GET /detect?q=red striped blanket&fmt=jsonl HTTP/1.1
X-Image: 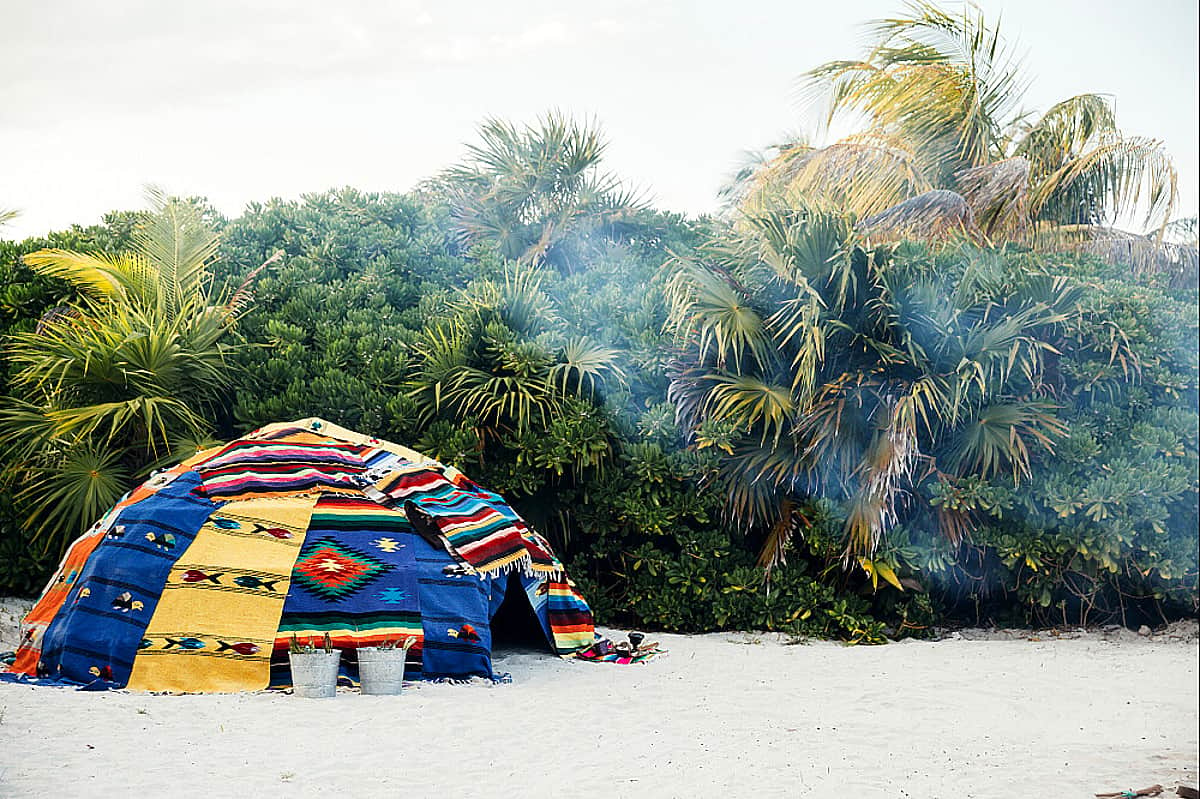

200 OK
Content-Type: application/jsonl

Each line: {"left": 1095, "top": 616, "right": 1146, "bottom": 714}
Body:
{"left": 372, "top": 461, "right": 562, "bottom": 579}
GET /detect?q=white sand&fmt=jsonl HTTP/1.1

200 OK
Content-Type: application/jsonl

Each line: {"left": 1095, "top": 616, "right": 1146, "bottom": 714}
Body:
{"left": 1, "top": 596, "right": 1196, "bottom": 798}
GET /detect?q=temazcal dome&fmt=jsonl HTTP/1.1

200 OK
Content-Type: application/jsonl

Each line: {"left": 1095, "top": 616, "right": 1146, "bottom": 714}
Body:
{"left": 6, "top": 419, "right": 595, "bottom": 691}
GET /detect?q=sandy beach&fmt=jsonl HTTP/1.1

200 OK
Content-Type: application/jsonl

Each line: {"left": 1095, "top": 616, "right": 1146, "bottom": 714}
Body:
{"left": 1, "top": 597, "right": 1196, "bottom": 798}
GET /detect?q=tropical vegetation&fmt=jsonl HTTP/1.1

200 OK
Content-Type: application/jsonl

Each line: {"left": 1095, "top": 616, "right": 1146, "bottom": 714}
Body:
{"left": 435, "top": 112, "right": 646, "bottom": 273}
{"left": 0, "top": 191, "right": 271, "bottom": 557}
{"left": 665, "top": 205, "right": 1080, "bottom": 564}
{"left": 0, "top": 2, "right": 1195, "bottom": 635}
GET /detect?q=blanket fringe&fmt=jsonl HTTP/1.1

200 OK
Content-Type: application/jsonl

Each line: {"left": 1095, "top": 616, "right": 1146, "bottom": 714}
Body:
{"left": 474, "top": 552, "right": 562, "bottom": 582}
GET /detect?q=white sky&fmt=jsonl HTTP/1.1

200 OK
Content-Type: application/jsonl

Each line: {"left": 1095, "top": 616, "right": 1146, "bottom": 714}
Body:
{"left": 2, "top": 0, "right": 1197, "bottom": 240}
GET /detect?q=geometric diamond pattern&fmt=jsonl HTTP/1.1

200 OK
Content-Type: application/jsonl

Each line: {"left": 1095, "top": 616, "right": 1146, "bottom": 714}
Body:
{"left": 292, "top": 537, "right": 390, "bottom": 601}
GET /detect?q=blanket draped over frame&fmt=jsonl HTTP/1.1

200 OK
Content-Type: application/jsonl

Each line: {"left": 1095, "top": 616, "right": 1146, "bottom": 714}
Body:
{"left": 4, "top": 418, "right": 595, "bottom": 691}
{"left": 127, "top": 496, "right": 316, "bottom": 692}
{"left": 272, "top": 495, "right": 424, "bottom": 677}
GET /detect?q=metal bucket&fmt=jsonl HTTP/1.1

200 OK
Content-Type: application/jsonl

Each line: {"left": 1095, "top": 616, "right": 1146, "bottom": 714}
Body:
{"left": 357, "top": 647, "right": 408, "bottom": 695}
{"left": 289, "top": 651, "right": 341, "bottom": 698}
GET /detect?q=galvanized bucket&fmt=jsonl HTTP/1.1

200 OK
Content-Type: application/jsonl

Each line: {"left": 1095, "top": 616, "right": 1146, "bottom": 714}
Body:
{"left": 289, "top": 650, "right": 341, "bottom": 698}
{"left": 356, "top": 647, "right": 408, "bottom": 695}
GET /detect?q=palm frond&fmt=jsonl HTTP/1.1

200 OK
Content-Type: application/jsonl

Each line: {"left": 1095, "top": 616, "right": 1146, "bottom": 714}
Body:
{"left": 453, "top": 263, "right": 559, "bottom": 337}
{"left": 790, "top": 4, "right": 1176, "bottom": 253}
{"left": 712, "top": 439, "right": 810, "bottom": 531}
{"left": 768, "top": 295, "right": 826, "bottom": 399}
{"left": 406, "top": 321, "right": 473, "bottom": 426}
{"left": 747, "top": 134, "right": 930, "bottom": 218}
{"left": 135, "top": 187, "right": 221, "bottom": 319}
{"left": 841, "top": 391, "right": 923, "bottom": 557}
{"left": 0, "top": 399, "right": 61, "bottom": 464}
{"left": 22, "top": 249, "right": 156, "bottom": 305}
{"left": 15, "top": 442, "right": 130, "bottom": 554}
{"left": 1163, "top": 216, "right": 1198, "bottom": 247}
{"left": 792, "top": 375, "right": 876, "bottom": 493}
{"left": 441, "top": 366, "right": 562, "bottom": 436}
{"left": 700, "top": 374, "right": 796, "bottom": 445}
{"left": 665, "top": 260, "right": 772, "bottom": 371}
{"left": 442, "top": 113, "right": 643, "bottom": 269}
{"left": 1012, "top": 93, "right": 1117, "bottom": 173}
{"left": 951, "top": 400, "right": 1066, "bottom": 482}
{"left": 1065, "top": 226, "right": 1199, "bottom": 288}
{"left": 755, "top": 498, "right": 809, "bottom": 572}
{"left": 933, "top": 505, "right": 973, "bottom": 545}
{"left": 1029, "top": 134, "right": 1178, "bottom": 232}
{"left": 549, "top": 336, "right": 625, "bottom": 397}
{"left": 45, "top": 397, "right": 209, "bottom": 458}
{"left": 954, "top": 156, "right": 1030, "bottom": 239}
{"left": 803, "top": 1, "right": 1026, "bottom": 176}
{"left": 859, "top": 189, "right": 982, "bottom": 242}
{"left": 222, "top": 249, "right": 283, "bottom": 321}
{"left": 741, "top": 204, "right": 855, "bottom": 291}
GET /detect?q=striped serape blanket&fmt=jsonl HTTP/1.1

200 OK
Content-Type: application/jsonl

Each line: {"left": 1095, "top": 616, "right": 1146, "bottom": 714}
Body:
{"left": 370, "top": 458, "right": 563, "bottom": 579}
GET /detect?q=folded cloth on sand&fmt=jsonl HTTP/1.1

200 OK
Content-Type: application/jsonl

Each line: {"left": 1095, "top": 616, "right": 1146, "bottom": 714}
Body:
{"left": 574, "top": 638, "right": 663, "bottom": 664}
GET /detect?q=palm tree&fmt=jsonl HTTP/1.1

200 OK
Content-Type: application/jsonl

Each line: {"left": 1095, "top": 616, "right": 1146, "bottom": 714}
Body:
{"left": 406, "top": 263, "right": 624, "bottom": 449}
{"left": 0, "top": 189, "right": 273, "bottom": 553}
{"left": 666, "top": 201, "right": 1081, "bottom": 568}
{"left": 742, "top": 2, "right": 1182, "bottom": 276}
{"left": 438, "top": 113, "right": 645, "bottom": 273}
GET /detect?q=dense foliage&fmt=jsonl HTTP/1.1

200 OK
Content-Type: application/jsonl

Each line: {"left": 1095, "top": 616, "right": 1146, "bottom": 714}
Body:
{"left": 0, "top": 112, "right": 1195, "bottom": 637}
{"left": 935, "top": 252, "right": 1200, "bottom": 626}
{"left": 665, "top": 207, "right": 1080, "bottom": 564}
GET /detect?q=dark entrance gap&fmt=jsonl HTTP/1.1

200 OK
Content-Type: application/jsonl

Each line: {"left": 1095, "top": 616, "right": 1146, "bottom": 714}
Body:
{"left": 489, "top": 571, "right": 551, "bottom": 655}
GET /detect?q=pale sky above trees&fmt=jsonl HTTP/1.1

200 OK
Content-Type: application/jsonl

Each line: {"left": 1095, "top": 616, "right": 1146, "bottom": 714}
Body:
{"left": 2, "top": 0, "right": 1196, "bottom": 239}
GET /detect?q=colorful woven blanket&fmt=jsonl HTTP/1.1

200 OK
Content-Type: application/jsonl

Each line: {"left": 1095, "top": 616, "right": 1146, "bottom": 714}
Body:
{"left": 7, "top": 450, "right": 217, "bottom": 677}
{"left": 35, "top": 472, "right": 219, "bottom": 687}
{"left": 373, "top": 461, "right": 562, "bottom": 579}
{"left": 127, "top": 495, "right": 316, "bottom": 692}
{"left": 521, "top": 574, "right": 596, "bottom": 654}
{"left": 195, "top": 439, "right": 377, "bottom": 501}
{"left": 5, "top": 418, "right": 597, "bottom": 691}
{"left": 275, "top": 495, "right": 423, "bottom": 671}
{"left": 242, "top": 419, "right": 563, "bottom": 580}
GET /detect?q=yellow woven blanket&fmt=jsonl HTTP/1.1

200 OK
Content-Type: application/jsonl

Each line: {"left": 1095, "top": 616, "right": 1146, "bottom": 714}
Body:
{"left": 126, "top": 496, "right": 315, "bottom": 692}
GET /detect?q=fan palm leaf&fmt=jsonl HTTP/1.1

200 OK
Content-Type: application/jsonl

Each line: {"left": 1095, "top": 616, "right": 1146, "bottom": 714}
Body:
{"left": 549, "top": 336, "right": 625, "bottom": 397}
{"left": 951, "top": 400, "right": 1067, "bottom": 482}
{"left": 441, "top": 113, "right": 645, "bottom": 270}
{"left": 668, "top": 212, "right": 1081, "bottom": 567}
{"left": 14, "top": 442, "right": 130, "bottom": 554}
{"left": 666, "top": 260, "right": 771, "bottom": 371}
{"left": 700, "top": 374, "right": 796, "bottom": 445}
